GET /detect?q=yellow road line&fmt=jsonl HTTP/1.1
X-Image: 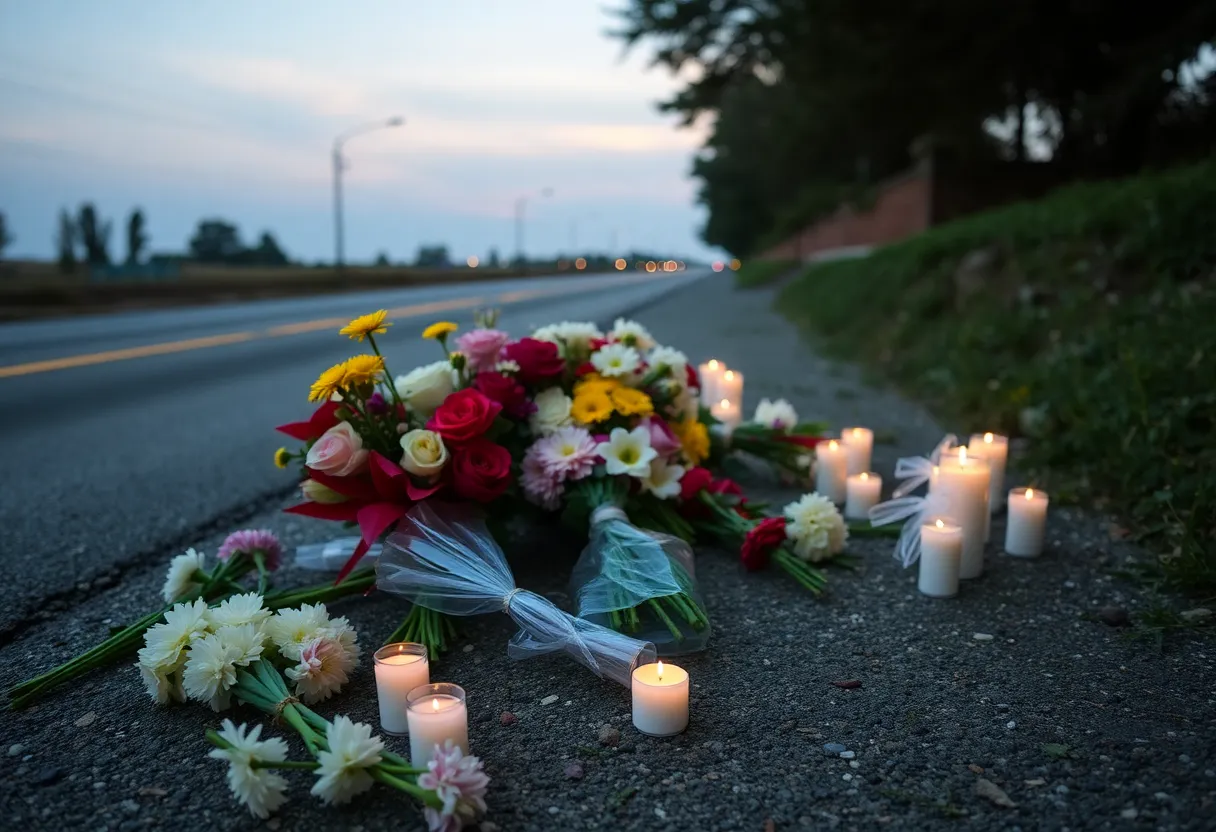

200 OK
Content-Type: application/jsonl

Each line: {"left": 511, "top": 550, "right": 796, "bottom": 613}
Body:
{"left": 0, "top": 331, "right": 257, "bottom": 378}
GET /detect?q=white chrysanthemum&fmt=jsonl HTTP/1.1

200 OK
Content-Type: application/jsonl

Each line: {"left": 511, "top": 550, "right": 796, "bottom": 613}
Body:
{"left": 494, "top": 359, "right": 521, "bottom": 374}
{"left": 596, "top": 426, "right": 657, "bottom": 478}
{"left": 216, "top": 623, "right": 266, "bottom": 666}
{"left": 648, "top": 345, "right": 688, "bottom": 375}
{"left": 285, "top": 635, "right": 356, "bottom": 704}
{"left": 310, "top": 716, "right": 384, "bottom": 805}
{"left": 208, "top": 720, "right": 290, "bottom": 819}
{"left": 590, "top": 343, "right": 641, "bottom": 378}
{"left": 753, "top": 398, "right": 799, "bottom": 430}
{"left": 531, "top": 321, "right": 602, "bottom": 358}
{"left": 161, "top": 548, "right": 207, "bottom": 603}
{"left": 783, "top": 493, "right": 848, "bottom": 563}
{"left": 610, "top": 317, "right": 655, "bottom": 350}
{"left": 265, "top": 603, "right": 332, "bottom": 657}
{"left": 139, "top": 598, "right": 211, "bottom": 668}
{"left": 325, "top": 615, "right": 361, "bottom": 661}
{"left": 642, "top": 458, "right": 686, "bottom": 500}
{"left": 530, "top": 387, "right": 573, "bottom": 435}
{"left": 136, "top": 656, "right": 185, "bottom": 704}
{"left": 182, "top": 632, "right": 241, "bottom": 711}
{"left": 207, "top": 593, "right": 271, "bottom": 629}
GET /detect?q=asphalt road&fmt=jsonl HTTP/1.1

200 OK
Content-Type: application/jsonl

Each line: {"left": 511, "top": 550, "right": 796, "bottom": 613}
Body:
{"left": 0, "top": 269, "right": 703, "bottom": 635}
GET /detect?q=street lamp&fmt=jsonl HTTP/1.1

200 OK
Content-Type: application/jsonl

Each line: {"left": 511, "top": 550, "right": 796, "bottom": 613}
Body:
{"left": 514, "top": 187, "right": 553, "bottom": 269}
{"left": 333, "top": 116, "right": 404, "bottom": 271}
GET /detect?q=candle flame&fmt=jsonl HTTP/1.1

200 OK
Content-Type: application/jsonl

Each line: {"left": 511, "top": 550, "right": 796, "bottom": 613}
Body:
{"left": 935, "top": 519, "right": 944, "bottom": 529}
{"left": 656, "top": 660, "right": 664, "bottom": 679}
{"left": 860, "top": 472, "right": 869, "bottom": 480}
{"left": 958, "top": 446, "right": 968, "bottom": 465}
{"left": 829, "top": 440, "right": 838, "bottom": 450}
{"left": 932, "top": 465, "right": 939, "bottom": 475}
{"left": 432, "top": 697, "right": 439, "bottom": 711}
{"left": 719, "top": 399, "right": 730, "bottom": 408}
{"left": 724, "top": 370, "right": 735, "bottom": 380}
{"left": 984, "top": 432, "right": 994, "bottom": 443}
{"left": 707, "top": 360, "right": 720, "bottom": 370}
{"left": 1026, "top": 488, "right": 1035, "bottom": 499}
{"left": 853, "top": 427, "right": 862, "bottom": 437}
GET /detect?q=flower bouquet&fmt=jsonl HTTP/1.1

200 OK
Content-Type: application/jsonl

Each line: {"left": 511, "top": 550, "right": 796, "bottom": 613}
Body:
{"left": 706, "top": 396, "right": 828, "bottom": 482}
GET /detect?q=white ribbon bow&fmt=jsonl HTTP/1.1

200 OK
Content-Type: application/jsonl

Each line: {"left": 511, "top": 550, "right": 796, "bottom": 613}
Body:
{"left": 869, "top": 434, "right": 956, "bottom": 567}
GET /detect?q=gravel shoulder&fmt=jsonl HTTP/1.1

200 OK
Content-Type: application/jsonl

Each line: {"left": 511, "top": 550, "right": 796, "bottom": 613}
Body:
{"left": 3, "top": 276, "right": 1213, "bottom": 831}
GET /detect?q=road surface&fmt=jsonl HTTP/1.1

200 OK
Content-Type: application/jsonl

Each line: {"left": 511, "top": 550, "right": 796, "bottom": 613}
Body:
{"left": 0, "top": 269, "right": 704, "bottom": 635}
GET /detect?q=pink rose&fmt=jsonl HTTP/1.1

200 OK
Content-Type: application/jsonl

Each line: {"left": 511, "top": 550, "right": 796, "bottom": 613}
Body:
{"left": 642, "top": 416, "right": 682, "bottom": 459}
{"left": 305, "top": 421, "right": 369, "bottom": 477}
{"left": 454, "top": 328, "right": 509, "bottom": 373}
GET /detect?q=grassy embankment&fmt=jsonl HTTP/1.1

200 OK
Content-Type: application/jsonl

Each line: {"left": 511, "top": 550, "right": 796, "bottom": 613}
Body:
{"left": 734, "top": 260, "right": 799, "bottom": 288}
{"left": 777, "top": 160, "right": 1216, "bottom": 628}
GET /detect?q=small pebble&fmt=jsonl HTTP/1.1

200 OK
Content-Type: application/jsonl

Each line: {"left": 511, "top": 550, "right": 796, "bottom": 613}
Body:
{"left": 1120, "top": 808, "right": 1138, "bottom": 820}
{"left": 1056, "top": 785, "right": 1070, "bottom": 795}
{"left": 839, "top": 751, "right": 856, "bottom": 760}
{"left": 823, "top": 743, "right": 847, "bottom": 755}
{"left": 973, "top": 633, "right": 994, "bottom": 641}
{"left": 842, "top": 773, "right": 853, "bottom": 781}
{"left": 462, "top": 644, "right": 474, "bottom": 653}
{"left": 1154, "top": 792, "right": 1170, "bottom": 801}
{"left": 7, "top": 743, "right": 25, "bottom": 757}
{"left": 564, "top": 762, "right": 584, "bottom": 780}
{"left": 1179, "top": 754, "right": 1191, "bottom": 764}
{"left": 548, "top": 806, "right": 559, "bottom": 816}
{"left": 540, "top": 695, "right": 559, "bottom": 706}
{"left": 1064, "top": 580, "right": 1076, "bottom": 589}
{"left": 849, "top": 760, "right": 860, "bottom": 769}
{"left": 996, "top": 703, "right": 1010, "bottom": 711}
{"left": 1006, "top": 720, "right": 1017, "bottom": 729}
{"left": 499, "top": 712, "right": 518, "bottom": 726}
{"left": 120, "top": 799, "right": 140, "bottom": 815}
{"left": 74, "top": 711, "right": 97, "bottom": 728}
{"left": 1098, "top": 606, "right": 1131, "bottom": 628}
{"left": 598, "top": 725, "right": 621, "bottom": 747}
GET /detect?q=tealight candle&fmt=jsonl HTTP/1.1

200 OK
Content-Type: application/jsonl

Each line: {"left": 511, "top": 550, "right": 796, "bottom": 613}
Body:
{"left": 373, "top": 643, "right": 429, "bottom": 736}
{"left": 710, "top": 398, "right": 742, "bottom": 429}
{"left": 1005, "top": 487, "right": 1049, "bottom": 557}
{"left": 934, "top": 447, "right": 990, "bottom": 579}
{"left": 842, "top": 426, "right": 874, "bottom": 475}
{"left": 698, "top": 360, "right": 727, "bottom": 405}
{"left": 631, "top": 660, "right": 689, "bottom": 737}
{"left": 845, "top": 472, "right": 882, "bottom": 519}
{"left": 406, "top": 683, "right": 469, "bottom": 767}
{"left": 815, "top": 439, "right": 848, "bottom": 504}
{"left": 718, "top": 369, "right": 744, "bottom": 406}
{"left": 968, "top": 432, "right": 1009, "bottom": 512}
{"left": 918, "top": 517, "right": 962, "bottom": 597}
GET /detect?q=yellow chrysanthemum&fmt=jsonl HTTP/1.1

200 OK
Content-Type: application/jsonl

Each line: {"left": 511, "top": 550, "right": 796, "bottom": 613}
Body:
{"left": 610, "top": 386, "right": 653, "bottom": 417}
{"left": 339, "top": 310, "right": 391, "bottom": 342}
{"left": 673, "top": 418, "right": 710, "bottom": 465}
{"left": 341, "top": 354, "right": 386, "bottom": 387}
{"left": 309, "top": 362, "right": 347, "bottom": 402}
{"left": 273, "top": 447, "right": 291, "bottom": 469}
{"left": 422, "top": 321, "right": 458, "bottom": 340}
{"left": 571, "top": 391, "right": 615, "bottom": 425}
{"left": 574, "top": 373, "right": 620, "bottom": 398}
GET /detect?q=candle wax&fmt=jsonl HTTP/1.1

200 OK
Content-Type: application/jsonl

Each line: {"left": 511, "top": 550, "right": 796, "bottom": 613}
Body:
{"left": 407, "top": 692, "right": 469, "bottom": 767}
{"left": 1005, "top": 487, "right": 1049, "bottom": 557}
{"left": 845, "top": 472, "right": 882, "bottom": 519}
{"left": 632, "top": 662, "right": 689, "bottom": 737}
{"left": 373, "top": 647, "right": 429, "bottom": 736}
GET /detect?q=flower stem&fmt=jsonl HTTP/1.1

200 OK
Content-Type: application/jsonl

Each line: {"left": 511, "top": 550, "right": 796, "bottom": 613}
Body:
{"left": 645, "top": 598, "right": 684, "bottom": 642}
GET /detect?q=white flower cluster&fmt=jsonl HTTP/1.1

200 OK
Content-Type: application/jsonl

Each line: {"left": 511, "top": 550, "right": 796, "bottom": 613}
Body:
{"left": 783, "top": 493, "right": 848, "bottom": 563}
{"left": 530, "top": 320, "right": 602, "bottom": 359}
{"left": 137, "top": 596, "right": 359, "bottom": 711}
{"left": 161, "top": 547, "right": 207, "bottom": 603}
{"left": 753, "top": 398, "right": 799, "bottom": 430}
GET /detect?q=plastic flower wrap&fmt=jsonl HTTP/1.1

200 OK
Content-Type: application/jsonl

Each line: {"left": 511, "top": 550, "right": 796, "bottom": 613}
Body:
{"left": 376, "top": 502, "right": 657, "bottom": 687}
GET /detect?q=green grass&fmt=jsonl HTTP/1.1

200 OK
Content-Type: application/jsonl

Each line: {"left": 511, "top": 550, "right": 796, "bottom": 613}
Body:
{"left": 734, "top": 259, "right": 799, "bottom": 288}
{"left": 778, "top": 159, "right": 1216, "bottom": 611}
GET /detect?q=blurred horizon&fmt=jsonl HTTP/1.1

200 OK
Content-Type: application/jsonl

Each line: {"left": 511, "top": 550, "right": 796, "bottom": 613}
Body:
{"left": 0, "top": 1, "right": 714, "bottom": 265}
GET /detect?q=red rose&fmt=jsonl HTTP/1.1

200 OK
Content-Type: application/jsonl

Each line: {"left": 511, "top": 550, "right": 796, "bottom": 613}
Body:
{"left": 679, "top": 466, "right": 713, "bottom": 501}
{"left": 450, "top": 438, "right": 512, "bottom": 502}
{"left": 741, "top": 517, "right": 786, "bottom": 571}
{"left": 685, "top": 363, "right": 699, "bottom": 391}
{"left": 574, "top": 361, "right": 597, "bottom": 377}
{"left": 708, "top": 477, "right": 743, "bottom": 497}
{"left": 427, "top": 388, "right": 502, "bottom": 444}
{"left": 502, "top": 338, "right": 565, "bottom": 384}
{"left": 474, "top": 372, "right": 530, "bottom": 418}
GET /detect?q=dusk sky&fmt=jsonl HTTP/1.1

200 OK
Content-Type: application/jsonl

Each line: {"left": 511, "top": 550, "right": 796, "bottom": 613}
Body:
{"left": 0, "top": 1, "right": 713, "bottom": 264}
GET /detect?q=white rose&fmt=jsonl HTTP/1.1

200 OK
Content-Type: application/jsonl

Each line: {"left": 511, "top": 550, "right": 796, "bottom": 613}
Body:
{"left": 399, "top": 429, "right": 448, "bottom": 478}
{"left": 530, "top": 387, "right": 573, "bottom": 435}
{"left": 394, "top": 360, "right": 456, "bottom": 416}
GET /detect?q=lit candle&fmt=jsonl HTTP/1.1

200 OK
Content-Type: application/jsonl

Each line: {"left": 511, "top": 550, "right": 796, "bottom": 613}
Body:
{"left": 697, "top": 360, "right": 727, "bottom": 405}
{"left": 815, "top": 439, "right": 848, "bottom": 504}
{"left": 842, "top": 427, "right": 874, "bottom": 475}
{"left": 631, "top": 660, "right": 689, "bottom": 737}
{"left": 918, "top": 517, "right": 962, "bottom": 598}
{"left": 373, "top": 643, "right": 429, "bottom": 736}
{"left": 934, "top": 447, "right": 990, "bottom": 579}
{"left": 717, "top": 369, "right": 744, "bottom": 407}
{"left": 406, "top": 683, "right": 469, "bottom": 767}
{"left": 710, "top": 398, "right": 741, "bottom": 429}
{"left": 844, "top": 472, "right": 882, "bottom": 519}
{"left": 1005, "top": 487, "right": 1049, "bottom": 557}
{"left": 968, "top": 432, "right": 1009, "bottom": 513}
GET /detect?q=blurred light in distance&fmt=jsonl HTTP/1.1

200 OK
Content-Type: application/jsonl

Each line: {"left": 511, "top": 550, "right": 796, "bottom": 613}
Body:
{"left": 466, "top": 255, "right": 479, "bottom": 268}
{"left": 645, "top": 261, "right": 657, "bottom": 273}
{"left": 729, "top": 259, "right": 742, "bottom": 271}
{"left": 614, "top": 258, "right": 627, "bottom": 270}
{"left": 575, "top": 257, "right": 587, "bottom": 270}
{"left": 677, "top": 261, "right": 686, "bottom": 270}
{"left": 711, "top": 261, "right": 724, "bottom": 272}
{"left": 666, "top": 260, "right": 677, "bottom": 271}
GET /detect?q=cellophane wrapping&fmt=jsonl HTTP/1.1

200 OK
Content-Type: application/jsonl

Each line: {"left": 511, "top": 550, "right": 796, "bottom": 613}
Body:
{"left": 376, "top": 502, "right": 656, "bottom": 687}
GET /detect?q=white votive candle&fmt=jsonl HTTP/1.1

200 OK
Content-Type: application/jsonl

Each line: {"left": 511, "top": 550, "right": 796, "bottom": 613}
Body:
{"left": 845, "top": 472, "right": 882, "bottom": 519}
{"left": 631, "top": 661, "right": 689, "bottom": 737}
{"left": 934, "top": 447, "right": 990, "bottom": 579}
{"left": 968, "top": 432, "right": 1009, "bottom": 513}
{"left": 718, "top": 369, "right": 744, "bottom": 406}
{"left": 842, "top": 426, "right": 874, "bottom": 475}
{"left": 815, "top": 439, "right": 848, "bottom": 504}
{"left": 373, "top": 643, "right": 429, "bottom": 736}
{"left": 1005, "top": 487, "right": 1049, "bottom": 557}
{"left": 710, "top": 397, "right": 742, "bottom": 429}
{"left": 698, "top": 360, "right": 727, "bottom": 405}
{"left": 406, "top": 683, "right": 469, "bottom": 767}
{"left": 918, "top": 517, "right": 962, "bottom": 598}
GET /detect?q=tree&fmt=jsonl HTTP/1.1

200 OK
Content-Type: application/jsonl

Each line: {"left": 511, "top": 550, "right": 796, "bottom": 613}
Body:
{"left": 188, "top": 219, "right": 244, "bottom": 263}
{"left": 247, "top": 231, "right": 289, "bottom": 266}
{"left": 54, "top": 209, "right": 78, "bottom": 274}
{"left": 374, "top": 251, "right": 391, "bottom": 267}
{"left": 0, "top": 212, "right": 12, "bottom": 259}
{"left": 414, "top": 244, "right": 451, "bottom": 268}
{"left": 77, "top": 203, "right": 111, "bottom": 266}
{"left": 487, "top": 248, "right": 501, "bottom": 268}
{"left": 126, "top": 209, "right": 148, "bottom": 265}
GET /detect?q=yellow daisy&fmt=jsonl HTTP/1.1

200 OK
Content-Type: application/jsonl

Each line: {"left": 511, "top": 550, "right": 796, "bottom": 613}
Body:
{"left": 610, "top": 386, "right": 654, "bottom": 417}
{"left": 339, "top": 310, "right": 391, "bottom": 342}
{"left": 574, "top": 373, "right": 620, "bottom": 398}
{"left": 571, "top": 391, "right": 615, "bottom": 425}
{"left": 309, "top": 362, "right": 347, "bottom": 402}
{"left": 422, "top": 321, "right": 458, "bottom": 340}
{"left": 341, "top": 354, "right": 386, "bottom": 387}
{"left": 673, "top": 418, "right": 710, "bottom": 465}
{"left": 273, "top": 447, "right": 291, "bottom": 469}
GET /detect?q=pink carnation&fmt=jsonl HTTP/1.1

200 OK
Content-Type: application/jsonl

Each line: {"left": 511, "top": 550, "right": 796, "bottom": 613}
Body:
{"left": 534, "top": 426, "right": 598, "bottom": 481}
{"left": 641, "top": 416, "right": 681, "bottom": 459}
{"left": 217, "top": 529, "right": 283, "bottom": 570}
{"left": 453, "top": 329, "right": 509, "bottom": 373}
{"left": 520, "top": 447, "right": 564, "bottom": 510}
{"left": 418, "top": 740, "right": 490, "bottom": 832}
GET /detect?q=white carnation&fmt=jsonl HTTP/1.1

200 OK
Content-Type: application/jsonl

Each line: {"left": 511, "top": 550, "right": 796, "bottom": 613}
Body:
{"left": 264, "top": 603, "right": 332, "bottom": 657}
{"left": 162, "top": 548, "right": 207, "bottom": 603}
{"left": 610, "top": 317, "right": 655, "bottom": 350}
{"left": 783, "top": 493, "right": 848, "bottom": 563}
{"left": 139, "top": 598, "right": 211, "bottom": 669}
{"left": 215, "top": 623, "right": 266, "bottom": 667}
{"left": 310, "top": 716, "right": 384, "bottom": 805}
{"left": 136, "top": 655, "right": 185, "bottom": 704}
{"left": 530, "top": 387, "right": 573, "bottom": 435}
{"left": 206, "top": 592, "right": 270, "bottom": 629}
{"left": 182, "top": 632, "right": 241, "bottom": 711}
{"left": 648, "top": 346, "right": 688, "bottom": 375}
{"left": 531, "top": 321, "right": 602, "bottom": 359}
{"left": 285, "top": 635, "right": 357, "bottom": 704}
{"left": 394, "top": 360, "right": 457, "bottom": 416}
{"left": 208, "top": 720, "right": 290, "bottom": 819}
{"left": 753, "top": 398, "right": 799, "bottom": 430}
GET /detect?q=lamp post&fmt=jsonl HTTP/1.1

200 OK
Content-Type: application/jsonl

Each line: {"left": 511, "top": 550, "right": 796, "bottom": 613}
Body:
{"left": 333, "top": 116, "right": 404, "bottom": 271}
{"left": 514, "top": 187, "right": 554, "bottom": 269}
{"left": 568, "top": 212, "right": 598, "bottom": 254}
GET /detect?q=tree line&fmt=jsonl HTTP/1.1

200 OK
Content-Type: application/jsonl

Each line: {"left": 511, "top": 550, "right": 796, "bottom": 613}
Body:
{"left": 614, "top": 2, "right": 1216, "bottom": 256}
